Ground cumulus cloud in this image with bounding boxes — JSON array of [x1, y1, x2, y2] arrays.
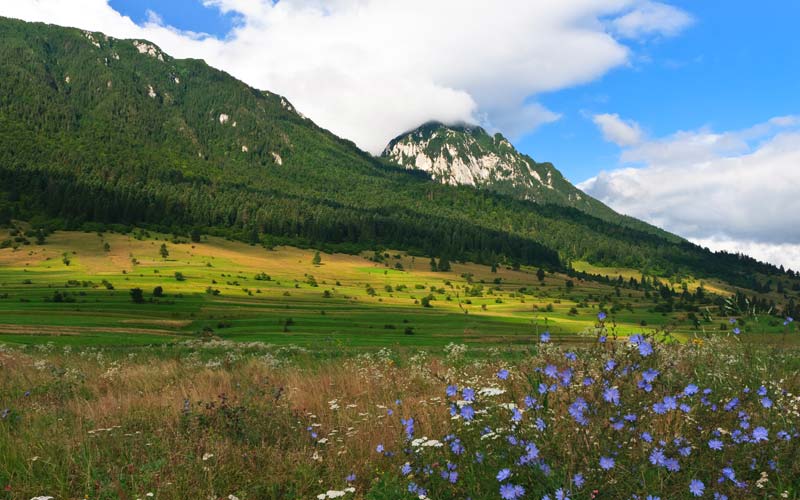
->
[[611, 0, 694, 39], [0, 0, 692, 153], [580, 117, 800, 270], [593, 113, 643, 146]]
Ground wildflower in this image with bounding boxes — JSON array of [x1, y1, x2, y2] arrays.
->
[[598, 335, 607, 343], [605, 359, 617, 372], [603, 386, 620, 406], [784, 316, 793, 325], [708, 439, 723, 450], [460, 405, 475, 421], [721, 467, 736, 482], [555, 488, 570, 500], [401, 463, 412, 475], [511, 407, 523, 423], [684, 384, 699, 396], [760, 397, 773, 408], [499, 483, 525, 500], [462, 387, 475, 402], [564, 351, 577, 361], [201, 452, 214, 461], [599, 456, 615, 470], [689, 479, 705, 497], [346, 473, 356, 482], [497, 369, 510, 380], [732, 327, 741, 335], [568, 398, 589, 426], [573, 472, 585, 488], [638, 341, 653, 357], [496, 468, 511, 481], [540, 331, 551, 343], [724, 397, 739, 411], [649, 448, 665, 466], [642, 368, 659, 383], [446, 384, 458, 397], [518, 442, 540, 464], [752, 426, 768, 442], [641, 431, 653, 443], [401, 417, 415, 439], [375, 444, 384, 453], [598, 312, 607, 321]]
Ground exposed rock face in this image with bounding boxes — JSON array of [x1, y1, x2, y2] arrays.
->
[[383, 122, 579, 205]]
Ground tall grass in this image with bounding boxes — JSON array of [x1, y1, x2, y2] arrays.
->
[[0, 322, 798, 499]]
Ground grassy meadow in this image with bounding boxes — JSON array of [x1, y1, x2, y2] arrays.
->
[[0, 229, 790, 349], [1, 330, 798, 499], [2, 229, 799, 499]]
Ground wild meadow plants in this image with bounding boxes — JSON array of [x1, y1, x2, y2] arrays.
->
[[381, 315, 800, 499], [0, 316, 798, 499]]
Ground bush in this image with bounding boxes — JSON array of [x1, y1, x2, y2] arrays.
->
[[130, 288, 144, 303]]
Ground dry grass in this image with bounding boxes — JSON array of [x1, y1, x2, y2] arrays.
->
[[0, 344, 453, 499]]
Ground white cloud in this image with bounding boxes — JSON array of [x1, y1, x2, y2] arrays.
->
[[593, 113, 643, 146], [0, 0, 692, 153], [692, 237, 800, 273], [611, 0, 694, 39], [580, 117, 800, 270]]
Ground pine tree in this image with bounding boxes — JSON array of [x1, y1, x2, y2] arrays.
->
[[312, 251, 322, 266], [159, 243, 169, 260]]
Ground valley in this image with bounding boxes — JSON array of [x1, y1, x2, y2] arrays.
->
[[0, 228, 792, 349]]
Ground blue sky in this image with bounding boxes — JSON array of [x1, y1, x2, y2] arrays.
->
[[520, 1, 800, 181], [3, 0, 799, 268], [105, 1, 800, 183], [109, 0, 239, 38]]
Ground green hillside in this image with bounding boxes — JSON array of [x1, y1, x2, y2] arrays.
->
[[382, 121, 673, 238], [0, 16, 796, 298]]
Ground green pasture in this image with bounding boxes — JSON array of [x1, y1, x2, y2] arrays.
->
[[0, 230, 792, 348]]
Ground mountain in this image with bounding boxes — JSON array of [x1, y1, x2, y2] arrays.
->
[[382, 121, 659, 233], [383, 122, 586, 205], [0, 16, 794, 293]]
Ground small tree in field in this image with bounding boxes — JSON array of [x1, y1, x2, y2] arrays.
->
[[130, 288, 144, 304], [153, 286, 164, 298], [312, 251, 322, 266], [537, 268, 546, 282], [159, 243, 169, 260]]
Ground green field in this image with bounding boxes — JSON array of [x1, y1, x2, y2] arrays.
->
[[0, 229, 790, 348]]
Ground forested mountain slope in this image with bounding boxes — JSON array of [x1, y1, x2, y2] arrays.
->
[[0, 17, 792, 289], [383, 121, 669, 238]]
